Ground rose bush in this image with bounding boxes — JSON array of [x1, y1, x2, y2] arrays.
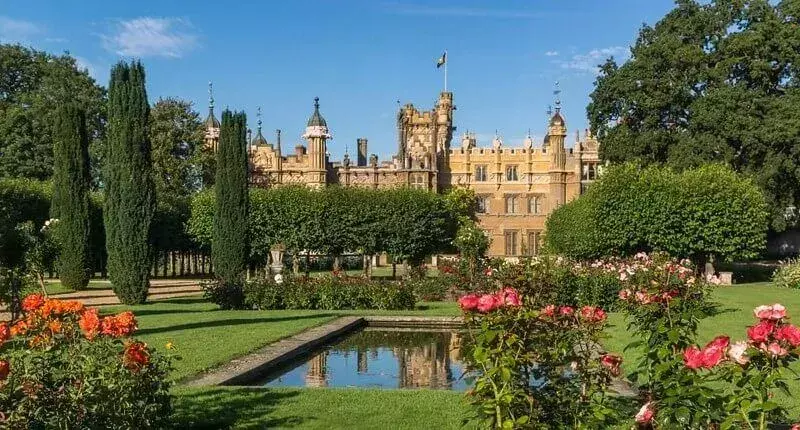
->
[[460, 287, 620, 428], [0, 294, 172, 428]]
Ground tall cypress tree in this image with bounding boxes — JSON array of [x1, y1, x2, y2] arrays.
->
[[51, 104, 92, 290], [212, 110, 249, 288], [104, 61, 156, 304]]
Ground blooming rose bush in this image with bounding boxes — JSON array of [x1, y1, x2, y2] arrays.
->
[[460, 287, 620, 428], [0, 294, 172, 428]]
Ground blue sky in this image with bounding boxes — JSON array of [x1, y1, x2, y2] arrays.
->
[[1, 0, 674, 160]]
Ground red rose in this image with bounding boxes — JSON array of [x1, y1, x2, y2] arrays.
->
[[123, 341, 150, 371], [540, 305, 556, 318], [775, 324, 800, 347], [747, 320, 775, 344], [579, 306, 607, 324], [458, 294, 480, 312], [476, 294, 501, 313], [0, 360, 9, 380], [705, 335, 730, 351], [635, 401, 654, 424], [21, 294, 45, 312], [700, 345, 725, 368], [497, 288, 521, 307], [559, 306, 574, 316], [0, 323, 9, 344], [683, 346, 705, 369], [600, 354, 622, 376]]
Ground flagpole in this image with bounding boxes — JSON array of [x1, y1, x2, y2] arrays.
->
[[444, 49, 448, 92]]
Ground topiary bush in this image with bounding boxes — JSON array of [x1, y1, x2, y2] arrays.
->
[[0, 294, 172, 428], [772, 258, 800, 289]]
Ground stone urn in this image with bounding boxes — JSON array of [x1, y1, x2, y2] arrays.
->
[[270, 245, 285, 275]]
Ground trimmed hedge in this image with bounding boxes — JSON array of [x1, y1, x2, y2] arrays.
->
[[545, 164, 769, 263]]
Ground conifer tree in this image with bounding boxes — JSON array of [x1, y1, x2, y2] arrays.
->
[[103, 61, 155, 304], [51, 104, 92, 289], [212, 110, 249, 289]]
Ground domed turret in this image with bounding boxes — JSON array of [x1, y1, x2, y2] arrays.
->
[[250, 106, 269, 147], [307, 97, 327, 127]]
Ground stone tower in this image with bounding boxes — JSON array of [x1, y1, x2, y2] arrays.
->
[[547, 104, 568, 209], [357, 138, 368, 167], [302, 97, 331, 188], [396, 91, 454, 184], [203, 81, 220, 151]]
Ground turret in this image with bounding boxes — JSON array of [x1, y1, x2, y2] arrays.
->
[[302, 97, 331, 186], [547, 84, 568, 209], [203, 81, 220, 151], [250, 106, 269, 147]]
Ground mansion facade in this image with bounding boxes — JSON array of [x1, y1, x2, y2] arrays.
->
[[203, 91, 601, 258]]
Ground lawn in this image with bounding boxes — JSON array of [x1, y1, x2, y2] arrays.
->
[[36, 279, 112, 296], [102, 282, 800, 427]]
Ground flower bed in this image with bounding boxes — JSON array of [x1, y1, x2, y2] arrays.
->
[[0, 294, 172, 428]]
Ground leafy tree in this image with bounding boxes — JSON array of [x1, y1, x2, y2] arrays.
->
[[545, 164, 769, 270], [148, 97, 204, 201], [104, 61, 156, 304], [0, 44, 106, 184], [212, 110, 249, 289], [588, 0, 800, 231], [50, 104, 92, 289]]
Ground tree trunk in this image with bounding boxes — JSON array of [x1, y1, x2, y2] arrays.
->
[[304, 252, 310, 277], [333, 254, 341, 272], [392, 262, 397, 280]]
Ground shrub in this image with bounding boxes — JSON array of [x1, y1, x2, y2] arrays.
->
[[0, 294, 172, 428], [241, 275, 415, 311], [200, 278, 245, 310], [772, 258, 800, 289], [407, 276, 451, 301]]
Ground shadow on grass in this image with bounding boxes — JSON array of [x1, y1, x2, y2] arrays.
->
[[137, 314, 336, 336], [172, 387, 308, 429]]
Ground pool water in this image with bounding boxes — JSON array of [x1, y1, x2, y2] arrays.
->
[[256, 327, 470, 391]]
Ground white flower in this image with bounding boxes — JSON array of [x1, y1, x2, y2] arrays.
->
[[728, 341, 749, 365], [44, 220, 51, 227], [274, 274, 284, 284]]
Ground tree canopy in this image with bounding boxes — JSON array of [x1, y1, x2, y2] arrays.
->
[[587, 0, 800, 230]]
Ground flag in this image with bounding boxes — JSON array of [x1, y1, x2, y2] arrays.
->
[[436, 51, 446, 68]]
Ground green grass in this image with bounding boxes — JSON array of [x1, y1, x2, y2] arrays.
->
[[35, 279, 112, 296], [106, 298, 459, 382], [172, 387, 472, 429]]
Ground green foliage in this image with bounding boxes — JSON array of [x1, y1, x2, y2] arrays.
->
[[0, 179, 51, 268], [148, 97, 205, 200], [212, 110, 249, 291], [587, 0, 800, 230], [200, 278, 245, 311], [241, 275, 415, 311], [104, 61, 156, 305], [50, 104, 92, 290], [0, 44, 106, 184], [546, 164, 769, 264], [772, 258, 800, 289]]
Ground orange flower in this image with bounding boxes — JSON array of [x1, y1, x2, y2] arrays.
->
[[40, 298, 84, 318], [0, 360, 10, 380], [28, 334, 49, 348], [123, 341, 150, 371], [21, 294, 45, 313], [79, 309, 101, 340], [0, 323, 9, 344], [60, 300, 85, 315], [101, 311, 137, 337], [10, 320, 28, 337], [48, 320, 62, 334]]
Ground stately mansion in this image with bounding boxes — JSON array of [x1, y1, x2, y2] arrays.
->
[[203, 90, 601, 258]]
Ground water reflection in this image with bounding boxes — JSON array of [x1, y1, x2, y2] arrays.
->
[[261, 328, 469, 391]]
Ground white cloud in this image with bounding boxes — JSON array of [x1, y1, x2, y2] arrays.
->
[[544, 51, 559, 57], [559, 46, 629, 75], [0, 16, 42, 43], [102, 17, 198, 58], [73, 56, 101, 80]]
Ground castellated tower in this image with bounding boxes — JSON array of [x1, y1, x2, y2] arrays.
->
[[395, 92, 454, 191], [302, 97, 331, 188], [546, 106, 568, 209]]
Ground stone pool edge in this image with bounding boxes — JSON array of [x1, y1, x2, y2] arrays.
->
[[181, 315, 463, 387]]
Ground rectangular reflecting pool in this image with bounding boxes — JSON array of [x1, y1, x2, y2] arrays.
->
[[251, 327, 470, 391]]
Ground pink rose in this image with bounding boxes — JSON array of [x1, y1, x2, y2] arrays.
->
[[559, 306, 574, 316], [705, 335, 730, 351], [683, 346, 705, 369], [635, 401, 655, 424], [775, 324, 800, 347], [540, 305, 556, 318], [618, 289, 632, 301], [497, 288, 521, 307], [728, 341, 750, 365], [635, 291, 651, 305], [476, 294, 501, 313], [754, 304, 786, 321], [579, 306, 607, 324], [764, 342, 788, 358], [747, 320, 776, 343], [600, 354, 622, 377], [458, 294, 480, 312], [700, 345, 725, 368]]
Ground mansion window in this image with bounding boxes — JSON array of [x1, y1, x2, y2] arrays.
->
[[505, 165, 519, 181], [504, 231, 519, 256], [582, 163, 598, 181], [505, 195, 519, 214], [411, 174, 425, 189], [526, 231, 542, 256], [476, 196, 489, 214], [475, 165, 488, 182], [528, 195, 542, 214]]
